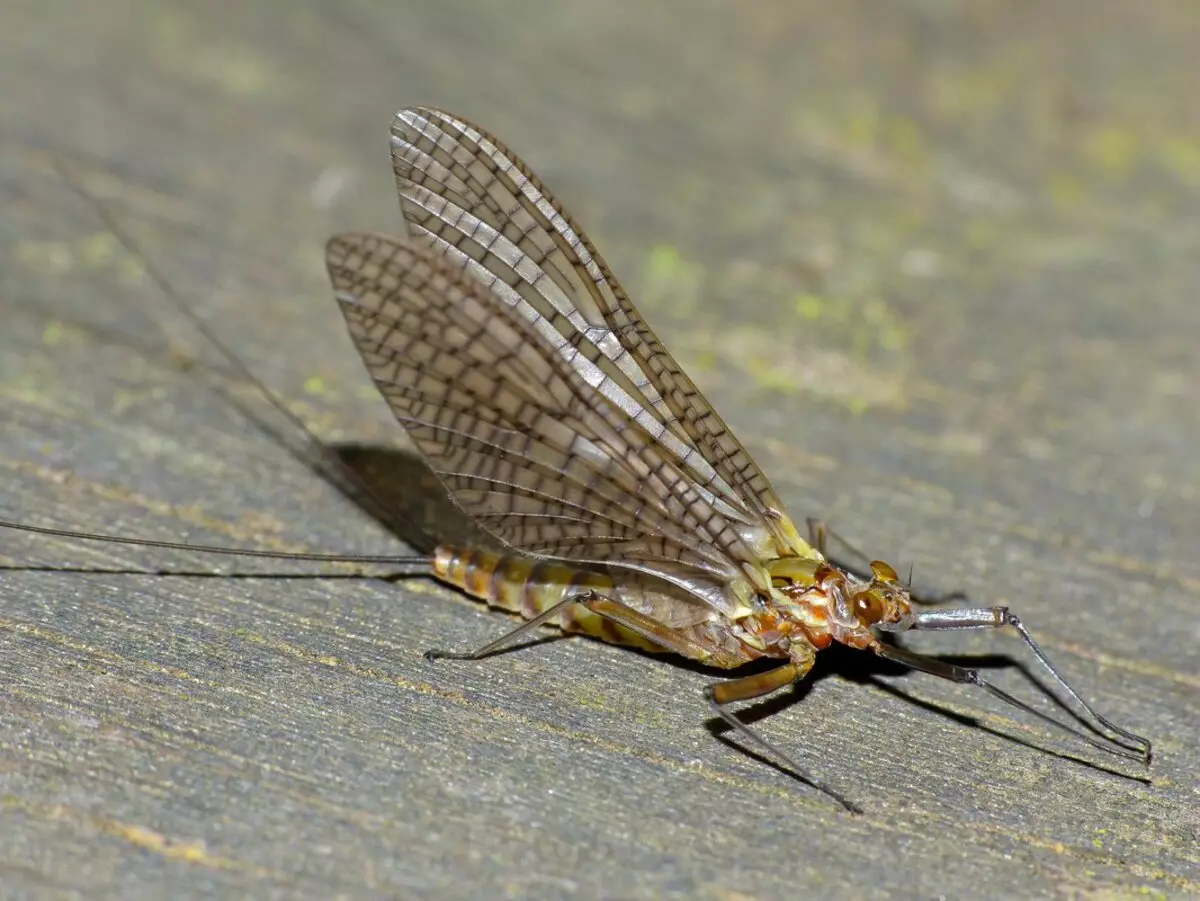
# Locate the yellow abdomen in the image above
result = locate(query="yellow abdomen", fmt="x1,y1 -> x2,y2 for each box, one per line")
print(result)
431,546 -> 666,653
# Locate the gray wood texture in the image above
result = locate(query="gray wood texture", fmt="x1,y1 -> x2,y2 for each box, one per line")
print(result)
1,1 -> 1197,898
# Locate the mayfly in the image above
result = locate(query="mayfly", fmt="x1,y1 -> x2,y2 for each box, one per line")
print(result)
5,108 -> 1151,810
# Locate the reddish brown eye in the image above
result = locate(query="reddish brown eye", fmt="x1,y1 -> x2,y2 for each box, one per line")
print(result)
854,591 -> 885,626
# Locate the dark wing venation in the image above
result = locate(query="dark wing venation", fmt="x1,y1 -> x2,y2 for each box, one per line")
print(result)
390,107 -> 792,547
326,232 -> 764,606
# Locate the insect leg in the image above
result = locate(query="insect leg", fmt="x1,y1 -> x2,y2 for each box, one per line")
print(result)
874,606 -> 1151,762
570,603 -> 859,812
704,657 -> 861,813
429,591 -> 858,809
575,595 -> 739,662
425,590 -> 722,663
424,591 -> 594,660
806,517 -> 965,604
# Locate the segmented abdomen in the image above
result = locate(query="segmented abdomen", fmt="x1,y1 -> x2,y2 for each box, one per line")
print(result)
432,545 -> 666,653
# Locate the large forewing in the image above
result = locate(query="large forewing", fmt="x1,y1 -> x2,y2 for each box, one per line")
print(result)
326,232 -> 773,611
390,107 -> 803,555
391,109 -> 745,528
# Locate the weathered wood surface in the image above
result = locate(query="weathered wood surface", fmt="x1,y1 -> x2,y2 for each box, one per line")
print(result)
1,1 -> 1197,898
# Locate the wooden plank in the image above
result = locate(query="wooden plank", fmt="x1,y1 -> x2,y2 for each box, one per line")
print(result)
1,0 -> 1197,897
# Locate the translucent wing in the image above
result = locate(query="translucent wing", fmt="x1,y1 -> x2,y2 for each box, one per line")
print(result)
389,106 -> 810,560
327,233 -> 774,612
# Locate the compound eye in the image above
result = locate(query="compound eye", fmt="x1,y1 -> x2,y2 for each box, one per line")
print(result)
870,560 -> 899,584
853,591 -> 886,626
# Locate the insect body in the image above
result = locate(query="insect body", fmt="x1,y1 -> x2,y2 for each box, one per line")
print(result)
429,546 -> 911,671
319,108 -> 1150,807
3,108 -> 1152,810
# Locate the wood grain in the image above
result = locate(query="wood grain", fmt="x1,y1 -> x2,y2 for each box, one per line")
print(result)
1,1 -> 1197,898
